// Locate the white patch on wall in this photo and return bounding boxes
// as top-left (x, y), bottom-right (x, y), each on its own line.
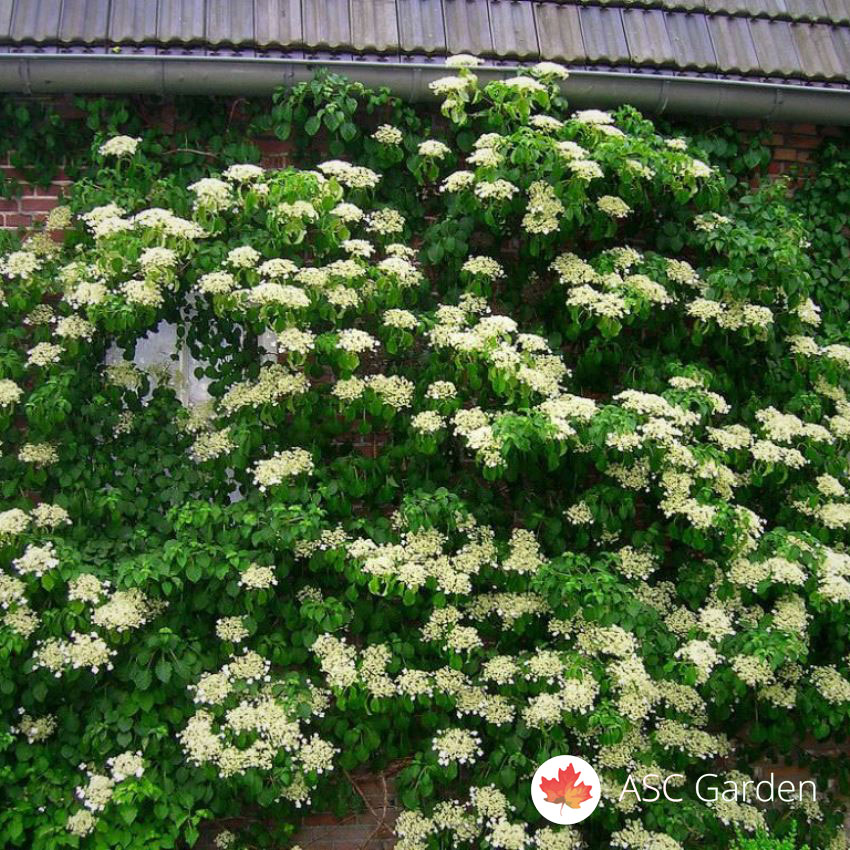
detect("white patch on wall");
top-left (105, 320), bottom-right (212, 406)
top-left (258, 329), bottom-right (278, 363)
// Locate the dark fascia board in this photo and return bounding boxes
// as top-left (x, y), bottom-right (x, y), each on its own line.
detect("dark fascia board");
top-left (0, 53), bottom-right (849, 124)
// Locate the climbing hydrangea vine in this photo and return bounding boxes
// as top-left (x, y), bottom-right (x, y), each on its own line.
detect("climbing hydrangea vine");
top-left (0, 56), bottom-right (848, 850)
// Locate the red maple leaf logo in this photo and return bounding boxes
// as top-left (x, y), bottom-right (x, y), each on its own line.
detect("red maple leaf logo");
top-left (539, 762), bottom-right (594, 814)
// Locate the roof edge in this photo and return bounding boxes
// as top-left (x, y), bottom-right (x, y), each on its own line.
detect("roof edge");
top-left (1, 55), bottom-right (849, 125)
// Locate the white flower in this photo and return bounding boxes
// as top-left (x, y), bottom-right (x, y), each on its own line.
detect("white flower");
top-left (330, 202), bottom-right (364, 222)
top-left (227, 246), bottom-right (261, 269)
top-left (223, 163), bottom-right (265, 183)
top-left (337, 329), bottom-right (379, 354)
top-left (189, 177), bottom-right (231, 211)
top-left (1, 251), bottom-right (40, 279)
top-left (445, 54), bottom-right (482, 68)
top-left (568, 159), bottom-right (604, 181)
top-left (372, 124), bottom-right (403, 145)
top-left (501, 76), bottom-right (546, 93)
top-left (0, 379), bottom-right (23, 406)
top-left (412, 411), bottom-right (445, 434)
top-left (98, 135), bottom-right (141, 157)
top-left (418, 140), bottom-right (451, 159)
top-left (462, 256), bottom-right (504, 279)
top-left (432, 728), bottom-right (483, 766)
top-left (252, 449), bottom-right (315, 491)
top-left (430, 76), bottom-right (472, 96)
top-left (532, 62), bottom-right (569, 79)
top-left (597, 195), bottom-right (631, 219)
top-left (441, 171), bottom-right (475, 193)
top-left (572, 109), bottom-right (614, 125)
top-left (475, 180), bottom-right (518, 202)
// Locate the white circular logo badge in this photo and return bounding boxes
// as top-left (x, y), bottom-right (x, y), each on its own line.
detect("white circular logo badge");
top-left (531, 755), bottom-right (601, 825)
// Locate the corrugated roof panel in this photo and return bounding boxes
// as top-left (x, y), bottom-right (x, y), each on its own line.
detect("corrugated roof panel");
top-left (824, 0), bottom-right (850, 25)
top-left (303, 0), bottom-right (351, 49)
top-left (831, 25), bottom-right (850, 70)
top-left (207, 0), bottom-right (254, 45)
top-left (444, 0), bottom-right (493, 56)
top-left (60, 0), bottom-right (110, 42)
top-left (11, 0), bottom-right (62, 42)
top-left (623, 9), bottom-right (675, 66)
top-left (665, 11), bottom-right (715, 69)
top-left (110, 0), bottom-right (159, 43)
top-left (533, 3), bottom-right (584, 63)
top-left (705, 0), bottom-right (787, 17)
top-left (157, 0), bottom-right (206, 43)
top-left (706, 14), bottom-right (759, 74)
top-left (397, 0), bottom-right (445, 53)
top-left (785, 0), bottom-right (828, 21)
top-left (254, 0), bottom-right (302, 47)
top-left (0, 0), bottom-right (15, 39)
top-left (579, 6), bottom-right (629, 64)
top-left (790, 22), bottom-right (845, 79)
top-left (749, 18), bottom-right (803, 77)
top-left (488, 0), bottom-right (538, 58)
top-left (350, 0), bottom-right (398, 53)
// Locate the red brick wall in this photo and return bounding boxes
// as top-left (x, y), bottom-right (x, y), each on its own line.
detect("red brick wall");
top-left (734, 119), bottom-right (842, 179)
top-left (294, 770), bottom-right (400, 850)
top-left (0, 156), bottom-right (67, 230)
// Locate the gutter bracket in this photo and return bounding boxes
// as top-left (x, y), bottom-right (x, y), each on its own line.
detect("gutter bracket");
top-left (20, 58), bottom-right (31, 96)
top-left (657, 78), bottom-right (671, 115)
top-left (768, 86), bottom-right (785, 122)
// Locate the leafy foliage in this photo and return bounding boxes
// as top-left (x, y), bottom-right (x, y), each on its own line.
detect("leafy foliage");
top-left (0, 61), bottom-right (849, 850)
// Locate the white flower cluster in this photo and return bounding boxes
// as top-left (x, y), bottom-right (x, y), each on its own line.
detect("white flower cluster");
top-left (98, 135), bottom-right (141, 157)
top-left (252, 448), bottom-right (315, 491)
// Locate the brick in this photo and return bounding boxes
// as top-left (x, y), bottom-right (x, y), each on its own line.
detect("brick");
top-left (736, 118), bottom-right (763, 131)
top-left (255, 137), bottom-right (293, 156)
top-left (20, 197), bottom-right (59, 212)
top-left (0, 166), bottom-right (28, 181)
top-left (790, 122), bottom-right (818, 135)
top-left (304, 812), bottom-right (347, 826)
top-left (333, 827), bottom-right (382, 839)
top-left (786, 134), bottom-right (822, 149)
top-left (757, 765), bottom-right (813, 783)
top-left (260, 155), bottom-right (289, 170)
top-left (34, 184), bottom-right (61, 197)
top-left (53, 102), bottom-right (85, 120)
top-left (0, 198), bottom-right (19, 211)
top-left (0, 213), bottom-right (32, 228)
top-left (772, 147), bottom-right (799, 162)
top-left (330, 843), bottom-right (387, 850)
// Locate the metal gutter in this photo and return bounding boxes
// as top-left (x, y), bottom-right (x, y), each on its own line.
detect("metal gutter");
top-left (1, 54), bottom-right (850, 124)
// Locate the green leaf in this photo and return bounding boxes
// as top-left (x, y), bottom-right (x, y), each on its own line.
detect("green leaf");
top-left (155, 660), bottom-right (172, 684)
